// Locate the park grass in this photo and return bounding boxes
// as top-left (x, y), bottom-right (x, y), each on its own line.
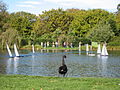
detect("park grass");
top-left (0, 74), bottom-right (120, 90)
top-left (46, 47), bottom-right (79, 50)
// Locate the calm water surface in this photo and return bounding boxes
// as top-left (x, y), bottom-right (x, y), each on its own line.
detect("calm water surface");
top-left (0, 50), bottom-right (120, 78)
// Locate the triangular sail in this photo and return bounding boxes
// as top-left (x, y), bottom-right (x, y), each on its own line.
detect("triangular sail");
top-left (79, 42), bottom-right (81, 51)
top-left (14, 44), bottom-right (19, 57)
top-left (86, 44), bottom-right (89, 55)
top-left (32, 44), bottom-right (35, 53)
top-left (97, 44), bottom-right (101, 54)
top-left (101, 44), bottom-right (108, 56)
top-left (6, 43), bottom-right (13, 57)
top-left (104, 45), bottom-right (108, 56)
top-left (101, 44), bottom-right (105, 56)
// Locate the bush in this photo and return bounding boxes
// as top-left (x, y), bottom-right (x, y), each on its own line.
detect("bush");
top-left (108, 42), bottom-right (120, 46)
top-left (108, 36), bottom-right (120, 46)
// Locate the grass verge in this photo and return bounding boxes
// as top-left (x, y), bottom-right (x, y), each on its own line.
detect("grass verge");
top-left (21, 45), bottom-right (120, 51)
top-left (0, 74), bottom-right (120, 90)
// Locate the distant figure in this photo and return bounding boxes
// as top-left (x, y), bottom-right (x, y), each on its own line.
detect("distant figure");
top-left (79, 42), bottom-right (81, 51)
top-left (52, 42), bottom-right (55, 47)
top-left (41, 42), bottom-right (43, 47)
top-left (55, 42), bottom-right (58, 47)
top-left (70, 43), bottom-right (73, 48)
top-left (63, 42), bottom-right (66, 47)
top-left (47, 42), bottom-right (49, 47)
top-left (44, 42), bottom-right (46, 48)
top-left (59, 55), bottom-right (68, 77)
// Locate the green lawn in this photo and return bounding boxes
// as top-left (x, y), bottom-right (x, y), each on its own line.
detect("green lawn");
top-left (21, 45), bottom-right (120, 51)
top-left (0, 74), bottom-right (120, 90)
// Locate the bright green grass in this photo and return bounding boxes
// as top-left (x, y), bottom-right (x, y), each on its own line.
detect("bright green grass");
top-left (0, 74), bottom-right (120, 90)
top-left (45, 47), bottom-right (79, 50)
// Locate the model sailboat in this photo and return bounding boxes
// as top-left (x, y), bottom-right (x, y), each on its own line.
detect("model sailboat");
top-left (78, 42), bottom-right (81, 55)
top-left (86, 44), bottom-right (89, 52)
top-left (86, 44), bottom-right (89, 55)
top-left (101, 43), bottom-right (108, 56)
top-left (6, 43), bottom-right (13, 57)
top-left (88, 44), bottom-right (96, 56)
top-left (32, 44), bottom-right (35, 53)
top-left (14, 44), bottom-right (20, 57)
top-left (97, 44), bottom-right (101, 54)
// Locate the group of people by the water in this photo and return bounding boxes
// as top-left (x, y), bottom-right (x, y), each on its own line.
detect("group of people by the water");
top-left (40, 41), bottom-right (75, 48)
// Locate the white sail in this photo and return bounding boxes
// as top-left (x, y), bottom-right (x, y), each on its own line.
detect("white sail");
top-left (79, 42), bottom-right (81, 51)
top-left (14, 44), bottom-right (19, 57)
top-left (6, 43), bottom-right (13, 57)
top-left (97, 44), bottom-right (101, 54)
top-left (32, 44), bottom-right (35, 53)
top-left (101, 44), bottom-right (105, 56)
top-left (101, 44), bottom-right (108, 56)
top-left (104, 45), bottom-right (108, 56)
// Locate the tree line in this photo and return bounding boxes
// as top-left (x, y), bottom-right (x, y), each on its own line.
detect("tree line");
top-left (0, 1), bottom-right (120, 49)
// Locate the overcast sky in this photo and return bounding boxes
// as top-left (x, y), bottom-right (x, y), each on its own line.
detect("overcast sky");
top-left (4, 0), bottom-right (120, 15)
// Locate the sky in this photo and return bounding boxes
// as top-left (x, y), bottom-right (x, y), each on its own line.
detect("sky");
top-left (3, 0), bottom-right (120, 15)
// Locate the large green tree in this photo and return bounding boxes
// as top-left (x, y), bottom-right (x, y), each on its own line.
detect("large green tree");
top-left (69, 9), bottom-right (115, 38)
top-left (33, 8), bottom-right (73, 44)
top-left (8, 11), bottom-right (36, 46)
top-left (116, 4), bottom-right (120, 36)
top-left (0, 2), bottom-right (120, 48)
top-left (0, 28), bottom-right (20, 48)
top-left (86, 20), bottom-right (114, 42)
top-left (0, 0), bottom-right (8, 33)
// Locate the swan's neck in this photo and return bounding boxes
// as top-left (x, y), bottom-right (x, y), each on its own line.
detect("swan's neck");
top-left (62, 57), bottom-right (65, 65)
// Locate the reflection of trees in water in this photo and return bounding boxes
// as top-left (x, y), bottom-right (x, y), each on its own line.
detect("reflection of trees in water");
top-left (0, 63), bottom-right (6, 74)
top-left (4, 51), bottom-right (120, 77)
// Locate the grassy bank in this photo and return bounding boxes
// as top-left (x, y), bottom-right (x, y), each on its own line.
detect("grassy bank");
top-left (21, 45), bottom-right (120, 51)
top-left (0, 74), bottom-right (120, 90)
top-left (45, 46), bottom-right (120, 51)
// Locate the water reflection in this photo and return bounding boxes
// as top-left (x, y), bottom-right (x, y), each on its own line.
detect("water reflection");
top-left (31, 55), bottom-right (35, 75)
top-left (47, 49), bottom-right (49, 53)
top-left (97, 55), bottom-right (108, 77)
top-left (14, 57), bottom-right (19, 74)
top-left (79, 51), bottom-right (81, 55)
top-left (6, 58), bottom-right (12, 74)
top-left (86, 51), bottom-right (89, 55)
top-left (6, 57), bottom-right (19, 74)
top-left (41, 49), bottom-right (43, 53)
top-left (101, 56), bottom-right (108, 77)
top-left (1, 50), bottom-right (120, 77)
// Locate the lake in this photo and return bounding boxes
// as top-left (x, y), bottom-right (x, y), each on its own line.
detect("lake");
top-left (0, 49), bottom-right (120, 78)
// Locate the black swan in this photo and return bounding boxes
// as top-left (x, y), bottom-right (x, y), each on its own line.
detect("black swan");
top-left (58, 55), bottom-right (68, 77)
